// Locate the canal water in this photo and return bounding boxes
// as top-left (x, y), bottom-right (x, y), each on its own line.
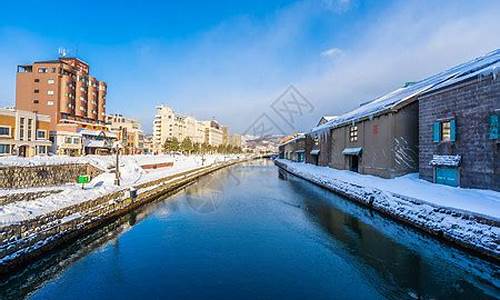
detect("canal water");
top-left (1, 159), bottom-right (499, 299)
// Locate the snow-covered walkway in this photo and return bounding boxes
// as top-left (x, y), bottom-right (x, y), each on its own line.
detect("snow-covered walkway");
top-left (277, 159), bottom-right (500, 220)
top-left (0, 154), bottom-right (245, 225)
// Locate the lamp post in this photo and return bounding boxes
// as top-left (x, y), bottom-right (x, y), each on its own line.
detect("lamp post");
top-left (113, 141), bottom-right (123, 186)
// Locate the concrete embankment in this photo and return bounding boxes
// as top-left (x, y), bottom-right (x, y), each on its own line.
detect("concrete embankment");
top-left (0, 158), bottom-right (256, 274)
top-left (274, 160), bottom-right (500, 263)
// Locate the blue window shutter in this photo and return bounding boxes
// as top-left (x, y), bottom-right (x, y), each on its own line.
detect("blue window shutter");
top-left (490, 114), bottom-right (499, 140)
top-left (450, 119), bottom-right (456, 142)
top-left (432, 122), bottom-right (441, 143)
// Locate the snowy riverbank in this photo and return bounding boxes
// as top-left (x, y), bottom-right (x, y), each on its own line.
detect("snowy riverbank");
top-left (275, 159), bottom-right (500, 260)
top-left (0, 154), bottom-right (246, 225)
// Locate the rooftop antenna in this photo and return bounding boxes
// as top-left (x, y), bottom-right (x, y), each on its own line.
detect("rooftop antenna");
top-left (58, 47), bottom-right (68, 58)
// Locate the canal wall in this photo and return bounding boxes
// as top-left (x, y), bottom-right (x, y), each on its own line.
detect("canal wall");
top-left (0, 158), bottom-right (254, 274)
top-left (274, 160), bottom-right (500, 263)
top-left (0, 163), bottom-right (103, 189)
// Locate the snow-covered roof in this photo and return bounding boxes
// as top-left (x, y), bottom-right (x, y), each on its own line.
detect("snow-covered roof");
top-left (79, 129), bottom-right (118, 139)
top-left (311, 49), bottom-right (500, 134)
top-left (85, 140), bottom-right (110, 148)
top-left (323, 116), bottom-right (337, 122)
top-left (279, 133), bottom-right (305, 147)
top-left (429, 155), bottom-right (461, 167)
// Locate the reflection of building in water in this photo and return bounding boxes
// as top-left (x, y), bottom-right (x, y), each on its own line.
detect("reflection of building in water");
top-left (284, 176), bottom-right (495, 299)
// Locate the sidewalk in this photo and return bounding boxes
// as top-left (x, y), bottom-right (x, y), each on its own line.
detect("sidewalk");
top-left (0, 154), bottom-right (244, 225)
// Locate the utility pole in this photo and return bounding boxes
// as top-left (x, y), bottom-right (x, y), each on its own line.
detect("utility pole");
top-left (115, 148), bottom-right (120, 186)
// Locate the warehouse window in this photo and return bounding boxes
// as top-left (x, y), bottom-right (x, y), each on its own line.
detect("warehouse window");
top-left (349, 125), bottom-right (358, 142)
top-left (433, 119), bottom-right (456, 143)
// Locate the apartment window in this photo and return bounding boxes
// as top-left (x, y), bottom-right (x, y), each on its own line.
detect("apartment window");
top-left (47, 90), bottom-right (55, 95)
top-left (0, 144), bottom-right (10, 155)
top-left (50, 67), bottom-right (56, 73)
top-left (34, 78), bottom-right (40, 83)
top-left (38, 68), bottom-right (47, 73)
top-left (349, 125), bottom-right (358, 142)
top-left (37, 145), bottom-right (47, 154)
top-left (0, 126), bottom-right (10, 137)
top-left (433, 119), bottom-right (456, 143)
top-left (48, 79), bottom-right (55, 84)
top-left (33, 99), bottom-right (39, 104)
top-left (19, 118), bottom-right (24, 140)
top-left (34, 89), bottom-right (39, 94)
top-left (73, 137), bottom-right (80, 144)
top-left (48, 101), bottom-right (54, 106)
top-left (65, 137), bottom-right (72, 144)
top-left (37, 130), bottom-right (46, 139)
top-left (27, 119), bottom-right (32, 141)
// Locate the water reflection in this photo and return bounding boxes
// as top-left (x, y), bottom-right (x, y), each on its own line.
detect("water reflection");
top-left (284, 173), bottom-right (500, 299)
top-left (0, 160), bottom-right (498, 300)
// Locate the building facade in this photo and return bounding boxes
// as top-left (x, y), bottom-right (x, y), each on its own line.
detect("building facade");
top-left (203, 120), bottom-right (224, 146)
top-left (106, 114), bottom-right (144, 154)
top-left (16, 57), bottom-right (107, 131)
top-left (279, 134), bottom-right (306, 162)
top-left (0, 108), bottom-right (52, 157)
top-left (153, 105), bottom-right (226, 153)
top-left (418, 73), bottom-right (500, 191)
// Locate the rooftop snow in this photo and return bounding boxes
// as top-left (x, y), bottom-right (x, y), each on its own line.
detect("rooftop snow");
top-left (311, 49), bottom-right (500, 134)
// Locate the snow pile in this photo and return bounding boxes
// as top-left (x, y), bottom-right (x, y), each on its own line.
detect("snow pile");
top-left (429, 155), bottom-right (461, 167)
top-left (311, 49), bottom-right (500, 134)
top-left (0, 154), bottom-right (245, 225)
top-left (276, 159), bottom-right (500, 258)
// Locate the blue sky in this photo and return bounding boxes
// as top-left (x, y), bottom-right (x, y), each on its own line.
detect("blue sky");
top-left (1, 0), bottom-right (499, 134)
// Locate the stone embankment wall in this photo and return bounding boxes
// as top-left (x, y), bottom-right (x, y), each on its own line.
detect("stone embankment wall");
top-left (0, 158), bottom-right (251, 274)
top-left (0, 164), bottom-right (103, 189)
top-left (274, 160), bottom-right (499, 263)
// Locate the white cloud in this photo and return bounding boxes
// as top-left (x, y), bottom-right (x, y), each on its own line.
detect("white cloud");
top-left (321, 47), bottom-right (343, 59)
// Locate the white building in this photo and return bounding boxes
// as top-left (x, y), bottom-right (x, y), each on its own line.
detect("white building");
top-left (153, 105), bottom-right (218, 153)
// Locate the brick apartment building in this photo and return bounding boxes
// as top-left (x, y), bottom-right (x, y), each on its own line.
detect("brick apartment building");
top-left (16, 57), bottom-right (107, 132)
top-left (15, 57), bottom-right (112, 155)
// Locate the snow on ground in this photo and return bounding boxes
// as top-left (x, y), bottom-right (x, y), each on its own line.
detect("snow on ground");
top-left (0, 154), bottom-right (245, 225)
top-left (277, 160), bottom-right (500, 219)
top-left (277, 159), bottom-right (499, 257)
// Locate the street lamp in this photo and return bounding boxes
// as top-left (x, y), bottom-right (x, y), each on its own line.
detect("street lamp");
top-left (113, 141), bottom-right (123, 186)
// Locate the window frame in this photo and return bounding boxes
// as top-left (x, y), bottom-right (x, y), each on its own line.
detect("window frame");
top-left (0, 126), bottom-right (11, 137)
top-left (349, 125), bottom-right (358, 142)
top-left (36, 129), bottom-right (47, 140)
top-left (0, 144), bottom-right (11, 155)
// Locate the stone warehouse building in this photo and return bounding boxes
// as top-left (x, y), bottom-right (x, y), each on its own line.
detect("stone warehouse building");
top-left (304, 49), bottom-right (500, 183)
top-left (418, 55), bottom-right (500, 190)
top-left (0, 108), bottom-right (52, 157)
top-left (279, 134), bottom-right (305, 162)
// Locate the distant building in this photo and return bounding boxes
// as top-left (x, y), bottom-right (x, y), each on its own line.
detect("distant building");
top-left (203, 120), bottom-right (224, 146)
top-left (142, 135), bottom-right (154, 154)
top-left (279, 134), bottom-right (305, 162)
top-left (228, 133), bottom-right (242, 148)
top-left (106, 114), bottom-right (144, 154)
top-left (153, 105), bottom-right (227, 153)
top-left (0, 108), bottom-right (51, 157)
top-left (153, 105), bottom-right (207, 153)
